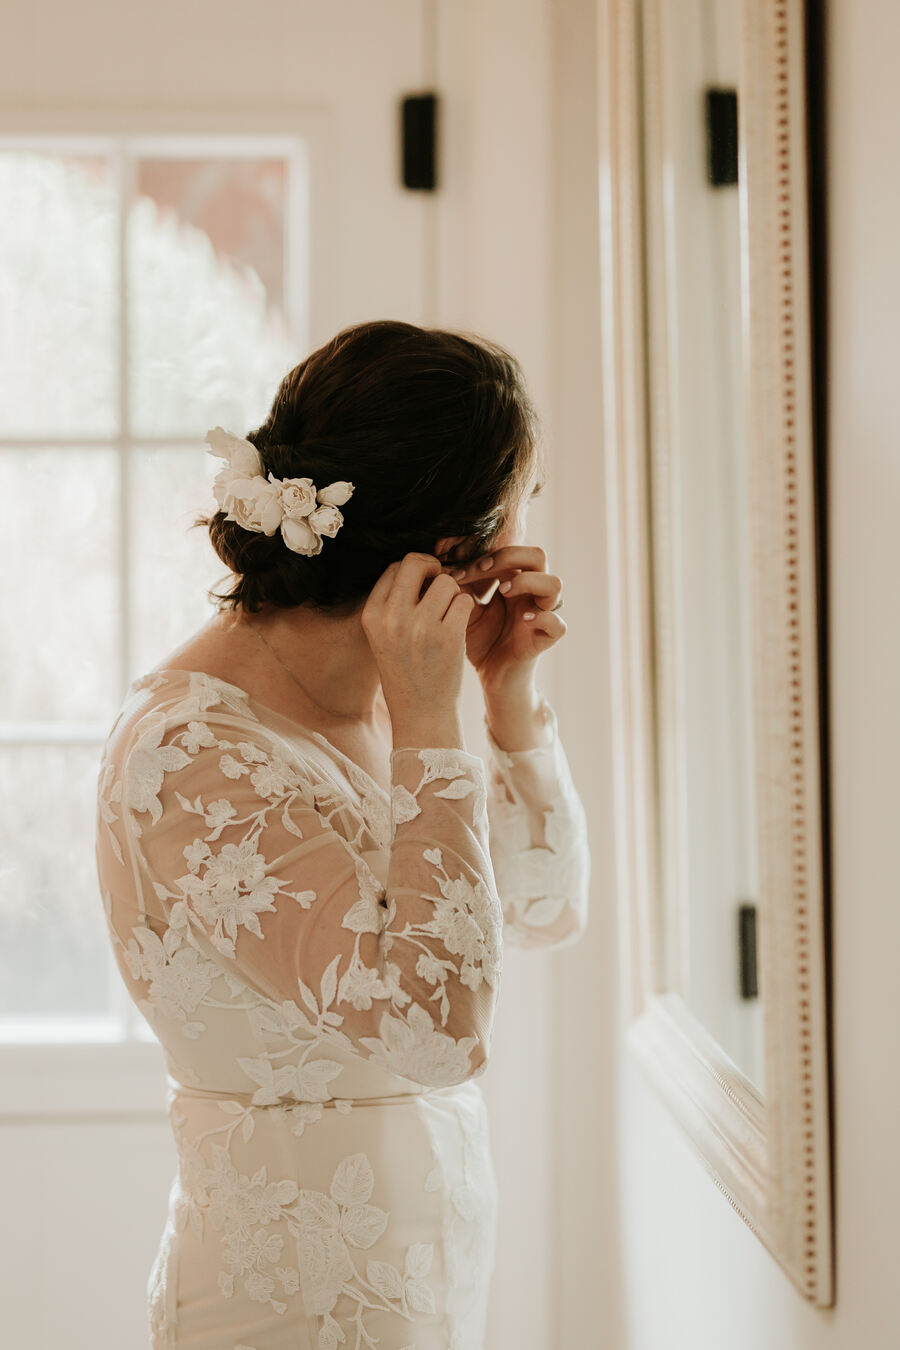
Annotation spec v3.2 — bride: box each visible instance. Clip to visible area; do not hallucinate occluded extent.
[95,317,590,1349]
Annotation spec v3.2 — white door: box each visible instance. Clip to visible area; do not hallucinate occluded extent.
[0,4,436,1347]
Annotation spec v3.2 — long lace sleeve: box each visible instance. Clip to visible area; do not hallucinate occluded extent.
[117,702,503,1089]
[482,694,591,950]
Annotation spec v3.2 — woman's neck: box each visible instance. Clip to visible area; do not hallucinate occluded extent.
[206,603,384,726]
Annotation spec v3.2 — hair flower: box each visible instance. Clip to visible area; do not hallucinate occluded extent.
[205,426,355,557]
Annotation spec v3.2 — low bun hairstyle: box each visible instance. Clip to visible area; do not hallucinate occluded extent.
[192,319,543,615]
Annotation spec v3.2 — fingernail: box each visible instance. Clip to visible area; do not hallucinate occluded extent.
[523,611,536,620]
[451,568,466,580]
[478,557,494,570]
[499,580,512,593]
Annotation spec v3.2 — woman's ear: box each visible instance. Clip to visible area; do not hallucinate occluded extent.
[432,534,467,562]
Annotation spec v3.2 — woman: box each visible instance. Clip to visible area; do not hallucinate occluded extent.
[95,319,591,1350]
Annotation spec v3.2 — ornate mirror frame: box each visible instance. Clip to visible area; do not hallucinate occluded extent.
[597,0,833,1304]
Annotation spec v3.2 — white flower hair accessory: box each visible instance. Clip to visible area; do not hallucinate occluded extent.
[205,426,355,558]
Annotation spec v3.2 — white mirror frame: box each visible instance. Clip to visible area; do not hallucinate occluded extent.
[597,0,833,1305]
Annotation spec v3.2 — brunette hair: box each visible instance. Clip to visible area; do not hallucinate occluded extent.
[192,319,544,615]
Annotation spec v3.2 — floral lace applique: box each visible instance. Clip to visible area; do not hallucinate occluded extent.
[173,1102,437,1346]
[95,669,591,1348]
[357,1001,478,1088]
[444,1094,497,1350]
[98,689,508,1104]
[481,698,591,947]
[155,723,491,1077]
[292,1151,437,1343]
[122,710,191,828]
[171,1106,303,1316]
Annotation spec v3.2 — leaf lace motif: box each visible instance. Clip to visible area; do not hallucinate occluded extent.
[98,679,503,1100]
[172,1100,439,1342]
[482,702,592,948]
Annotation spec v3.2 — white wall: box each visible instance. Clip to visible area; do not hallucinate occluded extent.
[434,5,555,1348]
[436,3,623,1346]
[544,1,625,1346]
[616,2,900,1345]
[440,6,627,1347]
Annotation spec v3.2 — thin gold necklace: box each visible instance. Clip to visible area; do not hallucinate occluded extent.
[239,612,366,722]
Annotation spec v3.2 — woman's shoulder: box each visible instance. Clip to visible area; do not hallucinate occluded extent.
[132,667,258,721]
[104,666,384,806]
[101,668,268,769]
[97,671,343,860]
[108,667,359,797]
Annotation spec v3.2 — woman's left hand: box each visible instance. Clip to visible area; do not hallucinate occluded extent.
[439,545,566,691]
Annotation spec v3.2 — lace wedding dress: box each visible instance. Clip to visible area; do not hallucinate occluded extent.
[94,667,590,1349]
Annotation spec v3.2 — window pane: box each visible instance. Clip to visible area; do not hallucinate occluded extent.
[127,155,300,438]
[0,151,118,438]
[127,446,227,681]
[1,448,122,722]
[0,746,111,1019]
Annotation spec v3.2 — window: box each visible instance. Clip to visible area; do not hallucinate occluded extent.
[0,137,308,1051]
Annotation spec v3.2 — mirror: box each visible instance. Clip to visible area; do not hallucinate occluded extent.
[598,0,833,1304]
[638,0,763,1087]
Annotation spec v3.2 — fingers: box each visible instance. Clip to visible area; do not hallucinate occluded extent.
[415,572,470,624]
[363,552,442,621]
[443,589,477,628]
[362,558,402,617]
[523,609,567,640]
[361,553,473,720]
[495,571,562,609]
[440,544,548,582]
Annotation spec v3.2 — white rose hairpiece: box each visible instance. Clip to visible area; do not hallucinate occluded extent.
[205,426,355,558]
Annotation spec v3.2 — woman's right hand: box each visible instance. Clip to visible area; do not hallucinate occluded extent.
[361,553,476,732]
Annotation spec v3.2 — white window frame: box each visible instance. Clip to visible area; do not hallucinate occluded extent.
[0,111,324,1117]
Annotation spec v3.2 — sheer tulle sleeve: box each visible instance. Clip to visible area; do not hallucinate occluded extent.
[482,695,591,950]
[118,702,503,1089]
